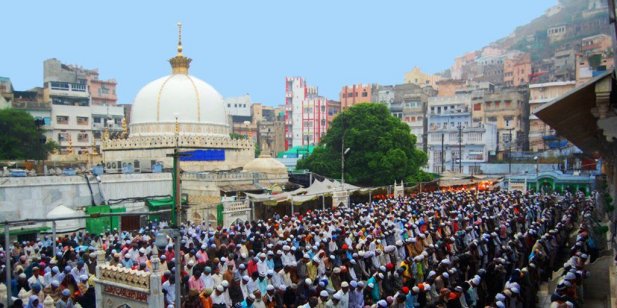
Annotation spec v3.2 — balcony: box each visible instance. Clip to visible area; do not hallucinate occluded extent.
[47,81,89,98]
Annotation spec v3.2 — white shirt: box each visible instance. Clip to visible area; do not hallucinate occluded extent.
[162,281,175,304]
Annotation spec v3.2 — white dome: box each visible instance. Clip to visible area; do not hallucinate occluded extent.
[47,205,82,233]
[130,74,228,127]
[243,154,288,175]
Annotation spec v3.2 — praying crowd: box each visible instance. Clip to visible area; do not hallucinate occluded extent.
[0,190,601,308]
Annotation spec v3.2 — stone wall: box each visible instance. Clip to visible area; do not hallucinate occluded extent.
[0,173,172,222]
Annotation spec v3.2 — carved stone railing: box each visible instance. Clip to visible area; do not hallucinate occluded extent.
[224,201,250,213]
[183,171,266,181]
[102,134,253,151]
[97,265,151,290]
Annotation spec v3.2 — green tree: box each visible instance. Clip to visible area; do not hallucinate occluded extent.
[297,103,429,186]
[0,109,57,160]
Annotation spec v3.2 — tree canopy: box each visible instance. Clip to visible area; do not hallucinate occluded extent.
[297,103,431,186]
[0,108,57,160]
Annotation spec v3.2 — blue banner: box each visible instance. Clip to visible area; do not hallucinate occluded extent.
[179,149,226,161]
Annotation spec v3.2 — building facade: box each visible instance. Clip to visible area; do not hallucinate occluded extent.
[339,84,375,109]
[284,77,328,149]
[477,89,530,154]
[426,95,497,174]
[577,34,614,84]
[403,67,442,88]
[42,59,121,154]
[528,81,576,152]
[504,53,532,87]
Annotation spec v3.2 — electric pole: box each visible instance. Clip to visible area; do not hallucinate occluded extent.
[440,133,445,173]
[458,124,462,174]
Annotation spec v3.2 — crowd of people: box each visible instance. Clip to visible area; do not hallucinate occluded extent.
[0,189,600,308]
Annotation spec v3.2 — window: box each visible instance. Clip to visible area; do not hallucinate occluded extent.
[494,101,500,108]
[361,92,368,97]
[77,132,89,142]
[56,116,69,125]
[227,104,231,107]
[57,132,69,142]
[502,132,512,143]
[474,103,481,111]
[467,132,482,143]
[77,116,89,125]
[505,100,512,107]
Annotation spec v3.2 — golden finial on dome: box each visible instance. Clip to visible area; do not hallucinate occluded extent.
[169,22,192,74]
[177,22,183,55]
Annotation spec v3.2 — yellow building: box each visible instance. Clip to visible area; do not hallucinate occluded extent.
[403,67,442,89]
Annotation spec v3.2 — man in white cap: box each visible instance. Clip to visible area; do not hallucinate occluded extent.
[257,253,269,276]
[326,291,342,308]
[211,284,227,307]
[135,247,148,264]
[339,281,350,308]
[349,280,364,308]
[318,290,329,308]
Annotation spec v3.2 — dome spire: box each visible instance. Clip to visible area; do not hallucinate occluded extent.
[169,22,192,74]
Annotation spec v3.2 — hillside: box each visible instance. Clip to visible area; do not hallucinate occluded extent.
[467,0,611,63]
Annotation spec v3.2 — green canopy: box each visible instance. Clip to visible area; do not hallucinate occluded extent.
[146,196,188,210]
[277,145,315,158]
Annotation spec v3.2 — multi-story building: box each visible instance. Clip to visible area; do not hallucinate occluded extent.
[89,78,117,106]
[476,55,504,84]
[426,95,496,174]
[503,53,532,87]
[528,81,576,152]
[11,88,52,140]
[284,77,328,149]
[43,58,121,153]
[44,58,117,106]
[373,83,434,151]
[547,25,569,43]
[437,79,468,97]
[475,89,529,154]
[225,95,252,118]
[552,49,577,82]
[451,51,479,80]
[257,120,285,158]
[403,67,442,89]
[577,34,614,84]
[252,103,286,157]
[91,104,125,151]
[339,84,375,109]
[326,100,341,125]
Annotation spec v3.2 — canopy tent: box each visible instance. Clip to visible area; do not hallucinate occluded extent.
[245,178,372,205]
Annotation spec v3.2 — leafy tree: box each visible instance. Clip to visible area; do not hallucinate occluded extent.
[0,108,56,160]
[255,142,261,158]
[297,103,429,186]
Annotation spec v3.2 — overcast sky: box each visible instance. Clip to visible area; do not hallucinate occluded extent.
[2,0,556,105]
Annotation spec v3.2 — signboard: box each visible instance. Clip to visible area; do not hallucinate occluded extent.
[103,285,148,303]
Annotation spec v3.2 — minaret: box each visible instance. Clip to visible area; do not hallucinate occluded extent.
[169,22,192,74]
